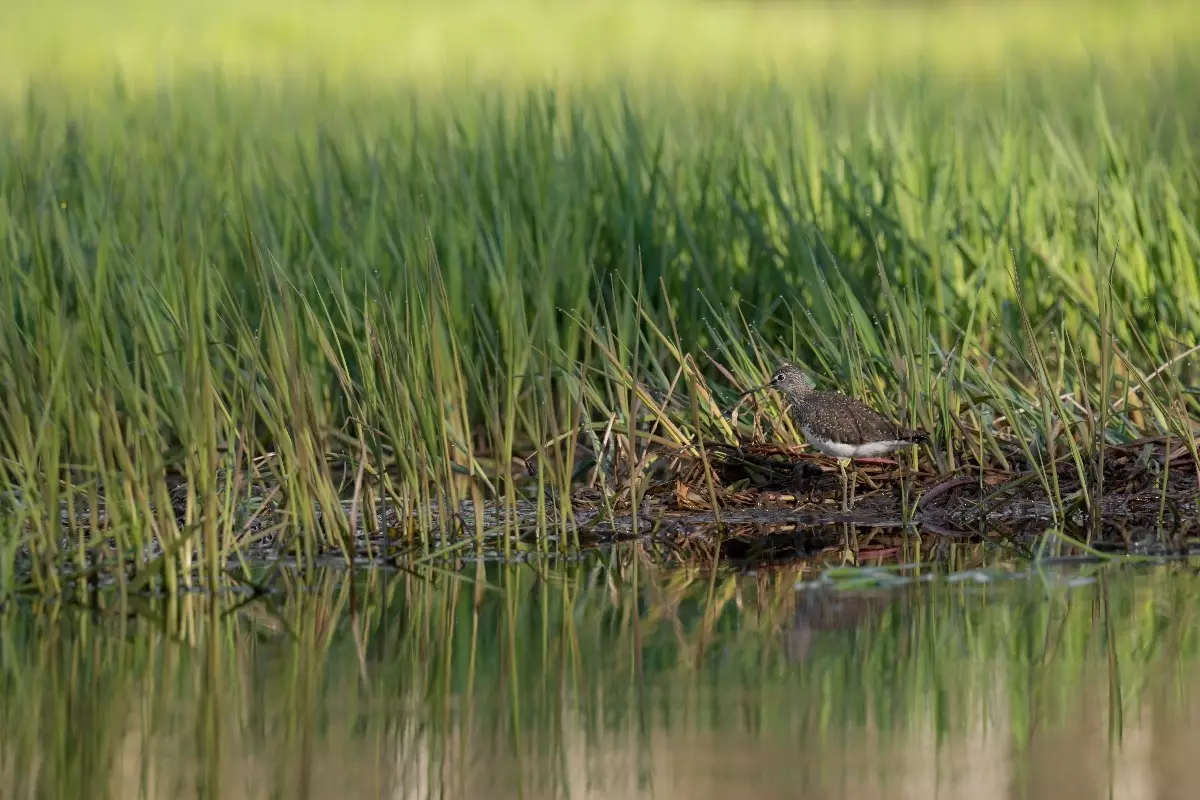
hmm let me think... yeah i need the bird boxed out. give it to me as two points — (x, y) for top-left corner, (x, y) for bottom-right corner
(741, 362), (929, 509)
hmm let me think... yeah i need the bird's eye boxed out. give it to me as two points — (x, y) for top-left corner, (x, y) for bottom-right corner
(773, 373), (783, 382)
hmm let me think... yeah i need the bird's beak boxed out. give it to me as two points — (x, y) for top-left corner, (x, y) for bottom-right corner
(739, 382), (773, 398)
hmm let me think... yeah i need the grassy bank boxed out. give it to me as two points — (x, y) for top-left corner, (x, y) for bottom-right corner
(2, 3), (1200, 596)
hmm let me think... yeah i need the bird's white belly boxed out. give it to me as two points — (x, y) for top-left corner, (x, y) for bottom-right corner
(801, 427), (909, 458)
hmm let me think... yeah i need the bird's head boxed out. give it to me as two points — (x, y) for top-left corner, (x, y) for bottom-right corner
(741, 361), (814, 399)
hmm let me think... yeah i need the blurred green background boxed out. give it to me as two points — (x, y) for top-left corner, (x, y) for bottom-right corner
(5, 0), (1197, 96)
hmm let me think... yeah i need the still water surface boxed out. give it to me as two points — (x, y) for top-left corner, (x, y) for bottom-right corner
(3, 550), (1198, 799)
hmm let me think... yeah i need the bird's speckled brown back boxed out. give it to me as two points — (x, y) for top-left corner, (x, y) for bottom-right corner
(789, 391), (927, 446)
(766, 363), (927, 446)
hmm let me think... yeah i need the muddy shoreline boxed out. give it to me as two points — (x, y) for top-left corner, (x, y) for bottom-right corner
(7, 436), (1199, 588)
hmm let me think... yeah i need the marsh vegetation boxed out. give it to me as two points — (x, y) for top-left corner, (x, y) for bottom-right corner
(1, 2), (1199, 590)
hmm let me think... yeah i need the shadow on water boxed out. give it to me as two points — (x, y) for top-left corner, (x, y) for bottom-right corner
(3, 548), (1200, 799)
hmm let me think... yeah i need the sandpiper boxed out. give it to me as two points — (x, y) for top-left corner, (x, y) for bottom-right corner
(742, 362), (929, 508)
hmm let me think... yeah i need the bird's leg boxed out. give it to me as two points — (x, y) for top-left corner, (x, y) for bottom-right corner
(790, 462), (807, 492)
(790, 462), (810, 506)
(837, 457), (851, 512)
(901, 441), (926, 479)
(849, 459), (858, 508)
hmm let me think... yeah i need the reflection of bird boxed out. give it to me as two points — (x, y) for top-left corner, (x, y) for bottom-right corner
(743, 363), (929, 508)
(782, 589), (895, 664)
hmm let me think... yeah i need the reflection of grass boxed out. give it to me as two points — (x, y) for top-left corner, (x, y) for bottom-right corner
(2, 557), (1199, 797)
(2, 4), (1200, 595)
(3, 0), (1198, 95)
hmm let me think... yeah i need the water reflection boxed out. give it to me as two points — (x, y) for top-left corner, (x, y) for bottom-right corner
(2, 550), (1199, 799)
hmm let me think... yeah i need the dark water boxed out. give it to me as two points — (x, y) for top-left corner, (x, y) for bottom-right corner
(3, 548), (1199, 799)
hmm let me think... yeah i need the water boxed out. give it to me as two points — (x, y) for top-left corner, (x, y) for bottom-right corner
(3, 552), (1199, 799)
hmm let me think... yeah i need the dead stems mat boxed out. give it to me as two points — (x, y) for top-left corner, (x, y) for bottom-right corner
(11, 432), (1199, 582)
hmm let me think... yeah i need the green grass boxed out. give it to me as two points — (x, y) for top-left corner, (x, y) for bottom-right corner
(2, 2), (1200, 596)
